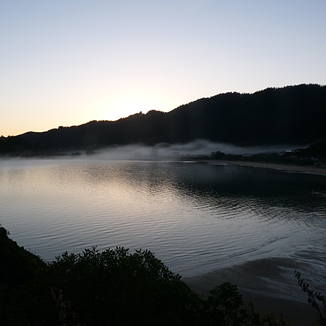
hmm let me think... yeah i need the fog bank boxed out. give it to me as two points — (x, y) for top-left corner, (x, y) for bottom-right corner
(92, 140), (305, 160)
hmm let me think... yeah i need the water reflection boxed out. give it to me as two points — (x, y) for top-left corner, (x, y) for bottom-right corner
(0, 159), (325, 292)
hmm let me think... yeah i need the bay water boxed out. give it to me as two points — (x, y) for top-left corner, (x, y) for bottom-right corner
(1, 158), (325, 303)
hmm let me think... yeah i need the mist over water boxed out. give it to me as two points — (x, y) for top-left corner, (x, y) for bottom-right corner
(92, 140), (303, 160)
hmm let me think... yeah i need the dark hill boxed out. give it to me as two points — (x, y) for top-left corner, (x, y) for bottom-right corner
(167, 84), (326, 145)
(1, 84), (326, 154)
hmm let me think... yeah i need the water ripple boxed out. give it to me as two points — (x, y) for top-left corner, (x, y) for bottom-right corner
(1, 159), (325, 282)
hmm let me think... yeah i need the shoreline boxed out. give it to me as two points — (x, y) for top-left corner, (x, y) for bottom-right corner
(182, 257), (320, 325)
(209, 160), (326, 176)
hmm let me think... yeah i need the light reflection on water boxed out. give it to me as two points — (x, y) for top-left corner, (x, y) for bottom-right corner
(0, 158), (325, 295)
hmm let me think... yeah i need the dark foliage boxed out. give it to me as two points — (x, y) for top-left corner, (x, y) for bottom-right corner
(204, 282), (248, 325)
(45, 247), (201, 326)
(0, 226), (44, 288)
(0, 227), (291, 325)
(1, 245), (202, 326)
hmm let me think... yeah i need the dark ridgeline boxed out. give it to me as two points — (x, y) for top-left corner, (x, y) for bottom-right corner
(1, 84), (326, 155)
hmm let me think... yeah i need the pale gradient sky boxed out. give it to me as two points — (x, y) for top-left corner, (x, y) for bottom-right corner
(1, 0), (325, 136)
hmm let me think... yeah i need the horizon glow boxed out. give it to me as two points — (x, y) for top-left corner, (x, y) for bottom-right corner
(1, 0), (326, 136)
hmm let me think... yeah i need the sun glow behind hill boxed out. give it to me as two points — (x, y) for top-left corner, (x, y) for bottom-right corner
(90, 89), (178, 122)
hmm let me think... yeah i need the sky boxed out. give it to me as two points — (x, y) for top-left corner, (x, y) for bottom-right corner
(1, 0), (326, 136)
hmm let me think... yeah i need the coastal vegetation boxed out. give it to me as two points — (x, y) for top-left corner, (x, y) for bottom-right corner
(0, 226), (293, 325)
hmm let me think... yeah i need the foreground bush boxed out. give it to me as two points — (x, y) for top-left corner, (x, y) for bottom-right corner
(2, 246), (202, 325)
(48, 247), (202, 325)
(1, 227), (288, 325)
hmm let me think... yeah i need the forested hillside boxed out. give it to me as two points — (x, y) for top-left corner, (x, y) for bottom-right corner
(1, 84), (326, 155)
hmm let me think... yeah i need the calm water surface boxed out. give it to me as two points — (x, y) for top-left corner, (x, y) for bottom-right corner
(1, 158), (325, 299)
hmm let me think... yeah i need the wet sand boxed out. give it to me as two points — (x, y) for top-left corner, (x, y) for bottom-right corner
(182, 257), (321, 325)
